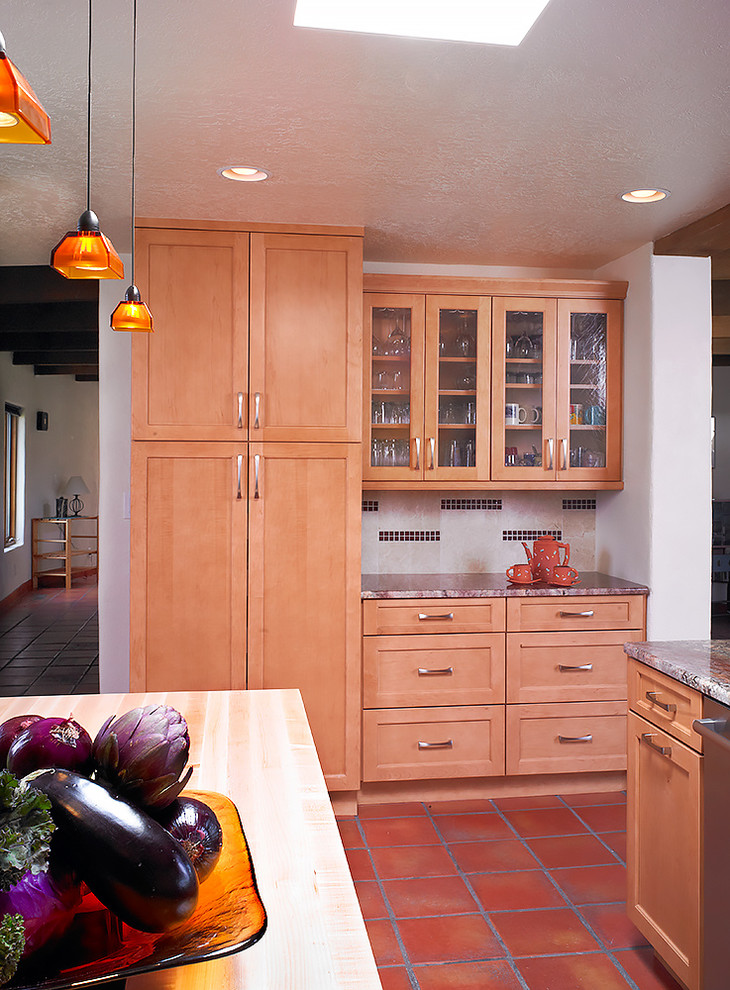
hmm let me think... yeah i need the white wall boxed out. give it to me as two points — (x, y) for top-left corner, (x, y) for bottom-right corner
(0, 352), (99, 602)
(596, 248), (712, 639)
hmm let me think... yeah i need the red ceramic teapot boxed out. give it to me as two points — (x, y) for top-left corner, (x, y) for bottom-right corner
(522, 534), (571, 582)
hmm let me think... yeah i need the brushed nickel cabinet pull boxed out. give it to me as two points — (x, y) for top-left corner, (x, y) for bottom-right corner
(237, 392), (244, 429)
(645, 691), (677, 714)
(418, 612), (454, 621)
(641, 732), (672, 757)
(558, 663), (593, 671)
(417, 667), (454, 676)
(429, 437), (435, 470)
(418, 739), (453, 750)
(558, 734), (593, 743)
(236, 455), (243, 500)
(253, 454), (260, 500)
(253, 392), (261, 430)
(559, 610), (595, 617)
(414, 436), (420, 470)
(561, 437), (568, 470)
(547, 437), (554, 470)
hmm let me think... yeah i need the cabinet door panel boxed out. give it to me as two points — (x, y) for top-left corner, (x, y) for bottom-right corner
(133, 229), (249, 440)
(250, 234), (362, 442)
(130, 443), (247, 691)
(247, 443), (361, 789)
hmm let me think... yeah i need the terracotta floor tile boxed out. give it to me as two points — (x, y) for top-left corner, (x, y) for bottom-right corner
(397, 913), (505, 964)
(434, 813), (514, 843)
(582, 903), (649, 949)
(526, 833), (619, 869)
(428, 799), (496, 814)
(490, 907), (600, 957)
(561, 790), (626, 806)
(449, 839), (539, 873)
(414, 958), (524, 989)
(503, 807), (588, 838)
(358, 802), (427, 818)
(369, 844), (458, 880)
(601, 831), (628, 862)
(382, 876), (478, 917)
(355, 880), (389, 919)
(337, 818), (364, 848)
(345, 847), (376, 881)
(551, 863), (627, 904)
(376, 966), (414, 990)
(516, 952), (632, 990)
(613, 947), (686, 990)
(468, 870), (565, 911)
(364, 919), (404, 966)
(492, 795), (564, 811)
(362, 816), (441, 847)
(572, 803), (627, 832)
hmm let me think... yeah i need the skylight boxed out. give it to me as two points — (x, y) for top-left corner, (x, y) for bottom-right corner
(293, 0), (552, 47)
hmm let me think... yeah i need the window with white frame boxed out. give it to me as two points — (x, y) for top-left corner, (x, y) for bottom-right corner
(4, 404), (22, 548)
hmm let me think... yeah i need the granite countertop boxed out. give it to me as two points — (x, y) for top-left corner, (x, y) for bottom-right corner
(624, 640), (730, 707)
(361, 571), (649, 599)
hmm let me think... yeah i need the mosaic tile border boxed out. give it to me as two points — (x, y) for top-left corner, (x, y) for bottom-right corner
(362, 500), (379, 512)
(503, 529), (562, 542)
(379, 531), (441, 542)
(441, 498), (503, 511)
(562, 498), (597, 510)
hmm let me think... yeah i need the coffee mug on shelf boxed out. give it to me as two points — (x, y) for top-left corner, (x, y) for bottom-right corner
(584, 404), (605, 426)
(550, 565), (580, 586)
(506, 563), (533, 583)
(505, 403), (527, 426)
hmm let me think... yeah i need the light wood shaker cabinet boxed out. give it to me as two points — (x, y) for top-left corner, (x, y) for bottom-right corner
(627, 664), (702, 990)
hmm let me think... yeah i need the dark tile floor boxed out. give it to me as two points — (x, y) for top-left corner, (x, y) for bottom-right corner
(0, 582), (99, 696)
(338, 793), (683, 990)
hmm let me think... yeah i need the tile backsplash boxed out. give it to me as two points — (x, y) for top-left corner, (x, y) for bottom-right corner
(361, 492), (596, 574)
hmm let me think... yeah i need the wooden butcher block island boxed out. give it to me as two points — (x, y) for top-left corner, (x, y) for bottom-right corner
(0, 689), (381, 990)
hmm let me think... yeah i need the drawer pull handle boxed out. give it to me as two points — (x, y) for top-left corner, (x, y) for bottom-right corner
(558, 734), (593, 744)
(418, 612), (454, 621)
(641, 732), (672, 757)
(417, 667), (454, 676)
(559, 610), (594, 617)
(418, 739), (454, 750)
(558, 663), (593, 671)
(645, 691), (677, 713)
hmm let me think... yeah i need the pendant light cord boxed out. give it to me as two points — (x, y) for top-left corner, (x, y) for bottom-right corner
(86, 0), (92, 213)
(130, 0), (138, 284)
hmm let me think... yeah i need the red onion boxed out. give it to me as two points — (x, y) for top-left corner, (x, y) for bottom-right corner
(7, 718), (93, 778)
(155, 797), (223, 882)
(0, 716), (43, 768)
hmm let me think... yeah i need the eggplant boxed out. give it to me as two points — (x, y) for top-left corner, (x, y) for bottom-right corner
(23, 769), (198, 933)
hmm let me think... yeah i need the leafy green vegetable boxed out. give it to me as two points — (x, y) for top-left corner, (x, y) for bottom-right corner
(0, 770), (55, 892)
(0, 913), (24, 985)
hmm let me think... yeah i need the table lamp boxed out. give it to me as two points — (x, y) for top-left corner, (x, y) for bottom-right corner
(65, 476), (90, 516)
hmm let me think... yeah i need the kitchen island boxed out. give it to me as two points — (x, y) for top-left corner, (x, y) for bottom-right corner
(0, 690), (381, 990)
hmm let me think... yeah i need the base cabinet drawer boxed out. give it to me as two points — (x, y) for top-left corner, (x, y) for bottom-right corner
(363, 598), (506, 636)
(362, 706), (505, 781)
(628, 659), (703, 752)
(506, 702), (627, 775)
(363, 633), (505, 708)
(507, 595), (645, 632)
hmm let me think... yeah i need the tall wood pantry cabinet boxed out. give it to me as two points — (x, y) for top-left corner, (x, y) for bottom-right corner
(130, 220), (364, 790)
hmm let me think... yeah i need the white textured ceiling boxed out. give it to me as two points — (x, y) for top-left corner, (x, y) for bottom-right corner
(0, 0), (729, 271)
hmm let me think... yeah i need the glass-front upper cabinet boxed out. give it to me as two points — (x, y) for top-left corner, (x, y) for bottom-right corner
(364, 294), (425, 481)
(556, 299), (622, 482)
(424, 296), (491, 480)
(491, 298), (557, 481)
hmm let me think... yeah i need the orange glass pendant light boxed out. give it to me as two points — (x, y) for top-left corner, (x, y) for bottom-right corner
(111, 0), (152, 332)
(51, 209), (124, 279)
(50, 1), (123, 280)
(0, 30), (51, 144)
(111, 285), (153, 332)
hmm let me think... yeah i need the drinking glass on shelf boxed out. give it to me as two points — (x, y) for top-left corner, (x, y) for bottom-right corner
(449, 440), (462, 467)
(464, 439), (475, 466)
(466, 401), (476, 425)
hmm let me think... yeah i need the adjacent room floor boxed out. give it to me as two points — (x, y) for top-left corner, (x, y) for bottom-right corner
(0, 582), (99, 696)
(337, 793), (682, 990)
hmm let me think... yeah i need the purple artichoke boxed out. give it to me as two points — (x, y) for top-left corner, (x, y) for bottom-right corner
(92, 705), (194, 810)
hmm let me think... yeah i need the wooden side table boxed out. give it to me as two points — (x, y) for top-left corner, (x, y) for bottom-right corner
(31, 516), (98, 589)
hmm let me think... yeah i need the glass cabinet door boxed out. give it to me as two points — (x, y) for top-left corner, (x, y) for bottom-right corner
(424, 296), (490, 480)
(363, 294), (425, 481)
(491, 298), (557, 480)
(556, 299), (622, 481)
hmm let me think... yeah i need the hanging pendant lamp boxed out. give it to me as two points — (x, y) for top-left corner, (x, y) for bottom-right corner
(51, 1), (123, 280)
(0, 30), (51, 144)
(111, 0), (152, 331)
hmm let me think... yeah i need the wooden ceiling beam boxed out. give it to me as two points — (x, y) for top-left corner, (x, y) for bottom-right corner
(0, 301), (99, 332)
(33, 364), (98, 376)
(712, 280), (730, 316)
(0, 331), (98, 351)
(0, 266), (99, 305)
(654, 203), (730, 257)
(12, 350), (98, 366)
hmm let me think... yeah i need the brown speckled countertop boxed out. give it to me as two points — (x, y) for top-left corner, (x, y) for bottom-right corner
(624, 641), (730, 707)
(361, 572), (649, 599)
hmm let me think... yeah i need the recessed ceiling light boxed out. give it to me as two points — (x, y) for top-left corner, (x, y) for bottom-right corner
(294, 0), (552, 47)
(218, 166), (270, 182)
(620, 188), (670, 203)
